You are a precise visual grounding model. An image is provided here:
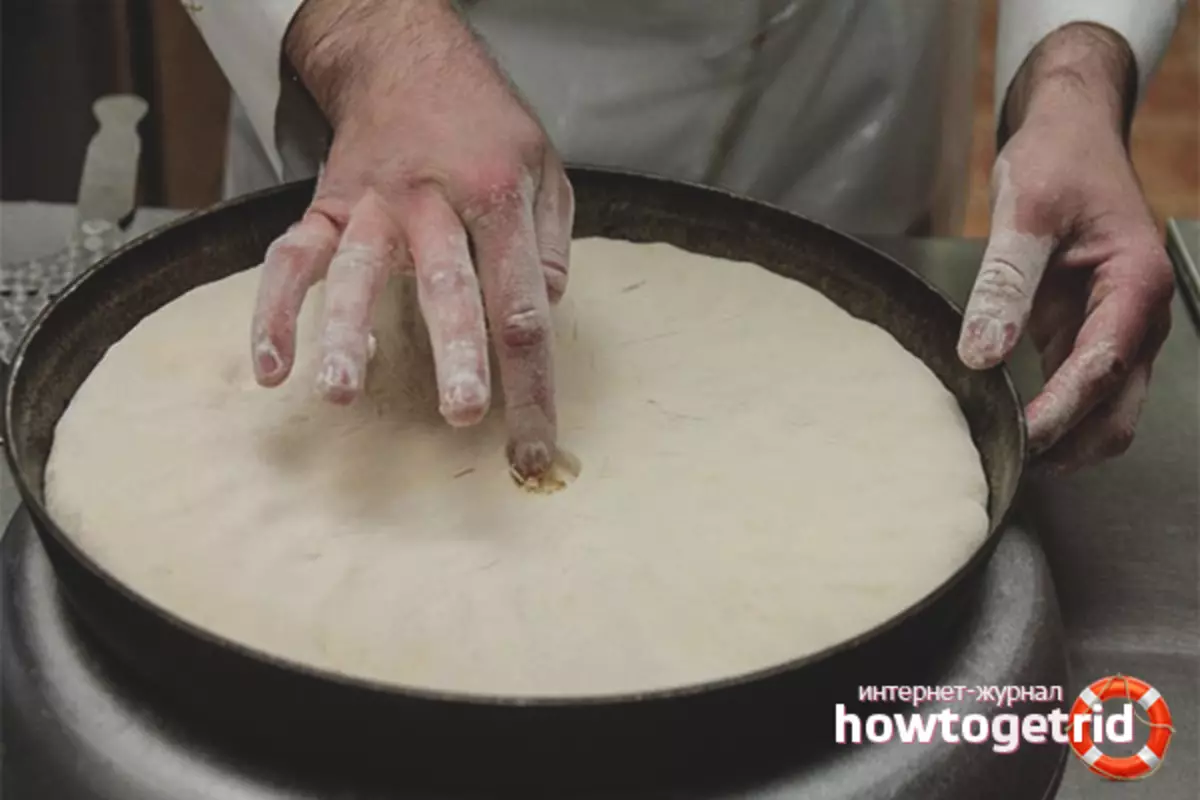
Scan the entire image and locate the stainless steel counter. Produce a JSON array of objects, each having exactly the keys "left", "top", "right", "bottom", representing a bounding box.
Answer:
[{"left": 1, "top": 204, "right": 1196, "bottom": 797}]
